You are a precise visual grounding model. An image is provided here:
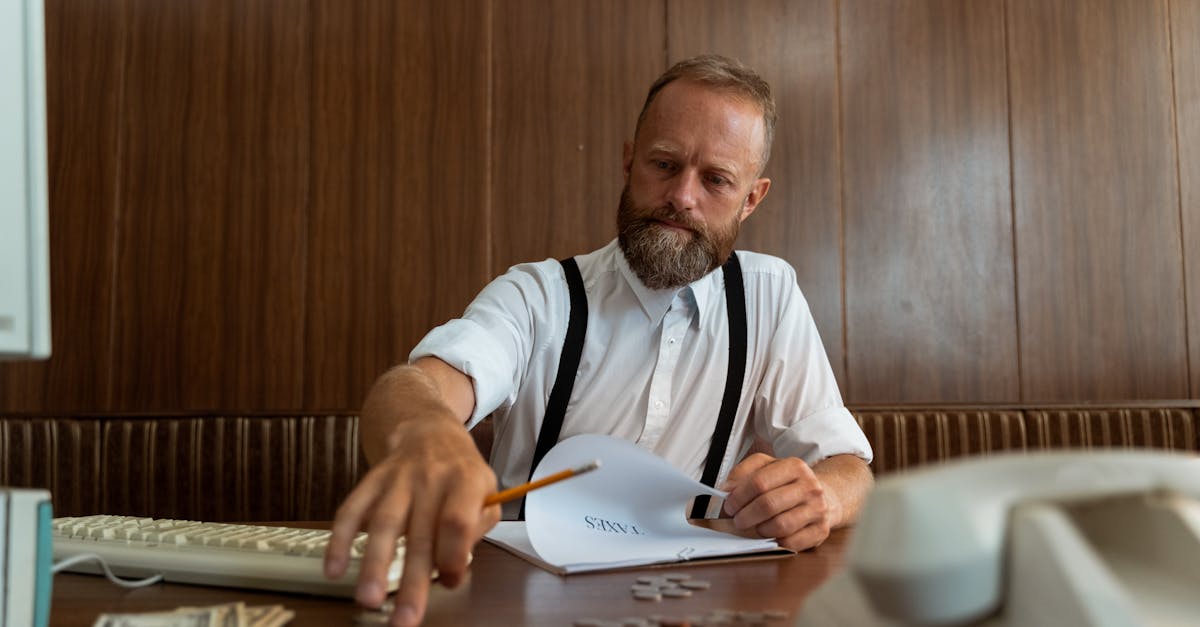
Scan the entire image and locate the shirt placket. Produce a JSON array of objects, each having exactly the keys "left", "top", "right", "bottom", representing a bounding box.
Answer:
[{"left": 638, "top": 294, "right": 693, "bottom": 450}]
